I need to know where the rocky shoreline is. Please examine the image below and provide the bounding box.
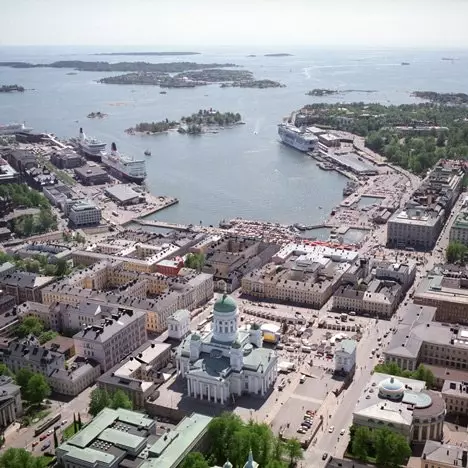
[87,111,107,119]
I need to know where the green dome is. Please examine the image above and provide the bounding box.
[214,294,237,314]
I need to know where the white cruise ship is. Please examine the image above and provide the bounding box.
[101,143,147,184]
[77,128,107,161]
[278,123,318,152]
[0,122,32,135]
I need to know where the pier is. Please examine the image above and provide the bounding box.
[132,219,194,231]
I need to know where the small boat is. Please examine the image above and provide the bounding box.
[401,62,410,66]
[144,149,151,156]
[160,91,167,94]
[318,206,323,209]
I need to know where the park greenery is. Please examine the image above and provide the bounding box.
[182,413,302,468]
[10,207,57,237]
[373,362,435,388]
[0,251,70,277]
[184,253,205,271]
[302,101,468,174]
[349,426,411,467]
[88,388,133,416]
[15,368,51,406]
[16,316,58,345]
[0,184,49,209]
[0,448,47,468]
[446,241,468,263]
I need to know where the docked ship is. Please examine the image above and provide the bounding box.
[75,128,107,162]
[0,122,32,135]
[278,123,318,152]
[101,143,147,184]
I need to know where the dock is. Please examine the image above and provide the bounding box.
[132,219,193,231]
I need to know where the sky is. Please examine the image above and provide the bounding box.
[1,0,468,49]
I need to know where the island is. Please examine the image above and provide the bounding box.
[411,91,468,105]
[98,72,206,88]
[94,51,200,56]
[127,110,243,136]
[0,84,24,93]
[87,111,107,119]
[306,89,339,96]
[246,55,257,57]
[221,79,284,89]
[125,120,179,134]
[0,60,237,73]
[264,53,293,57]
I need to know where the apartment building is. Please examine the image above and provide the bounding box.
[421,441,468,468]
[242,244,358,308]
[203,235,280,292]
[441,380,468,416]
[0,376,22,428]
[0,271,56,304]
[414,266,468,325]
[384,303,468,372]
[449,210,468,246]
[68,200,101,228]
[387,160,464,250]
[50,149,83,169]
[98,341,171,408]
[73,308,147,372]
[42,261,213,333]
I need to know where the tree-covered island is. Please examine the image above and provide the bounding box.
[221,79,284,89]
[0,60,237,73]
[127,109,243,135]
[0,84,25,93]
[306,88,376,96]
[87,111,107,119]
[412,91,468,105]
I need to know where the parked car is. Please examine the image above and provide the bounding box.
[39,434,47,441]
[340,429,346,436]
[328,426,335,433]
[41,442,51,451]
[322,453,328,460]
[297,428,306,434]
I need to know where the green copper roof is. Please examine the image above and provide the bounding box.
[214,294,237,314]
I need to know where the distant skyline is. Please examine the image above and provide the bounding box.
[1,0,468,49]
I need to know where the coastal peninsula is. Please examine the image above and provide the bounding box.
[298,99,468,174]
[87,111,107,119]
[127,109,242,136]
[412,91,468,105]
[0,60,237,73]
[0,84,25,93]
[94,51,200,56]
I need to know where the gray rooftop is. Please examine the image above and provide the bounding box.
[422,440,466,466]
[105,184,141,202]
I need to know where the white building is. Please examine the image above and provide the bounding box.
[334,339,357,374]
[73,308,147,372]
[69,200,101,227]
[168,309,191,340]
[176,294,277,404]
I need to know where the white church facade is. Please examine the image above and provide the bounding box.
[175,293,278,404]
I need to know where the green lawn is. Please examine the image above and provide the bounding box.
[62,422,79,440]
[38,454,55,467]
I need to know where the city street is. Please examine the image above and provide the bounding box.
[5,386,94,451]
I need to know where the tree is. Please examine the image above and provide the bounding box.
[77,413,82,429]
[17,316,44,338]
[184,253,205,271]
[73,414,77,433]
[55,258,69,277]
[0,364,13,377]
[351,426,371,462]
[180,452,209,468]
[110,390,133,411]
[374,428,411,468]
[88,388,111,417]
[15,368,33,390]
[0,448,44,468]
[412,364,435,388]
[25,374,50,405]
[53,429,58,449]
[283,438,303,467]
[446,241,467,264]
[38,330,58,345]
